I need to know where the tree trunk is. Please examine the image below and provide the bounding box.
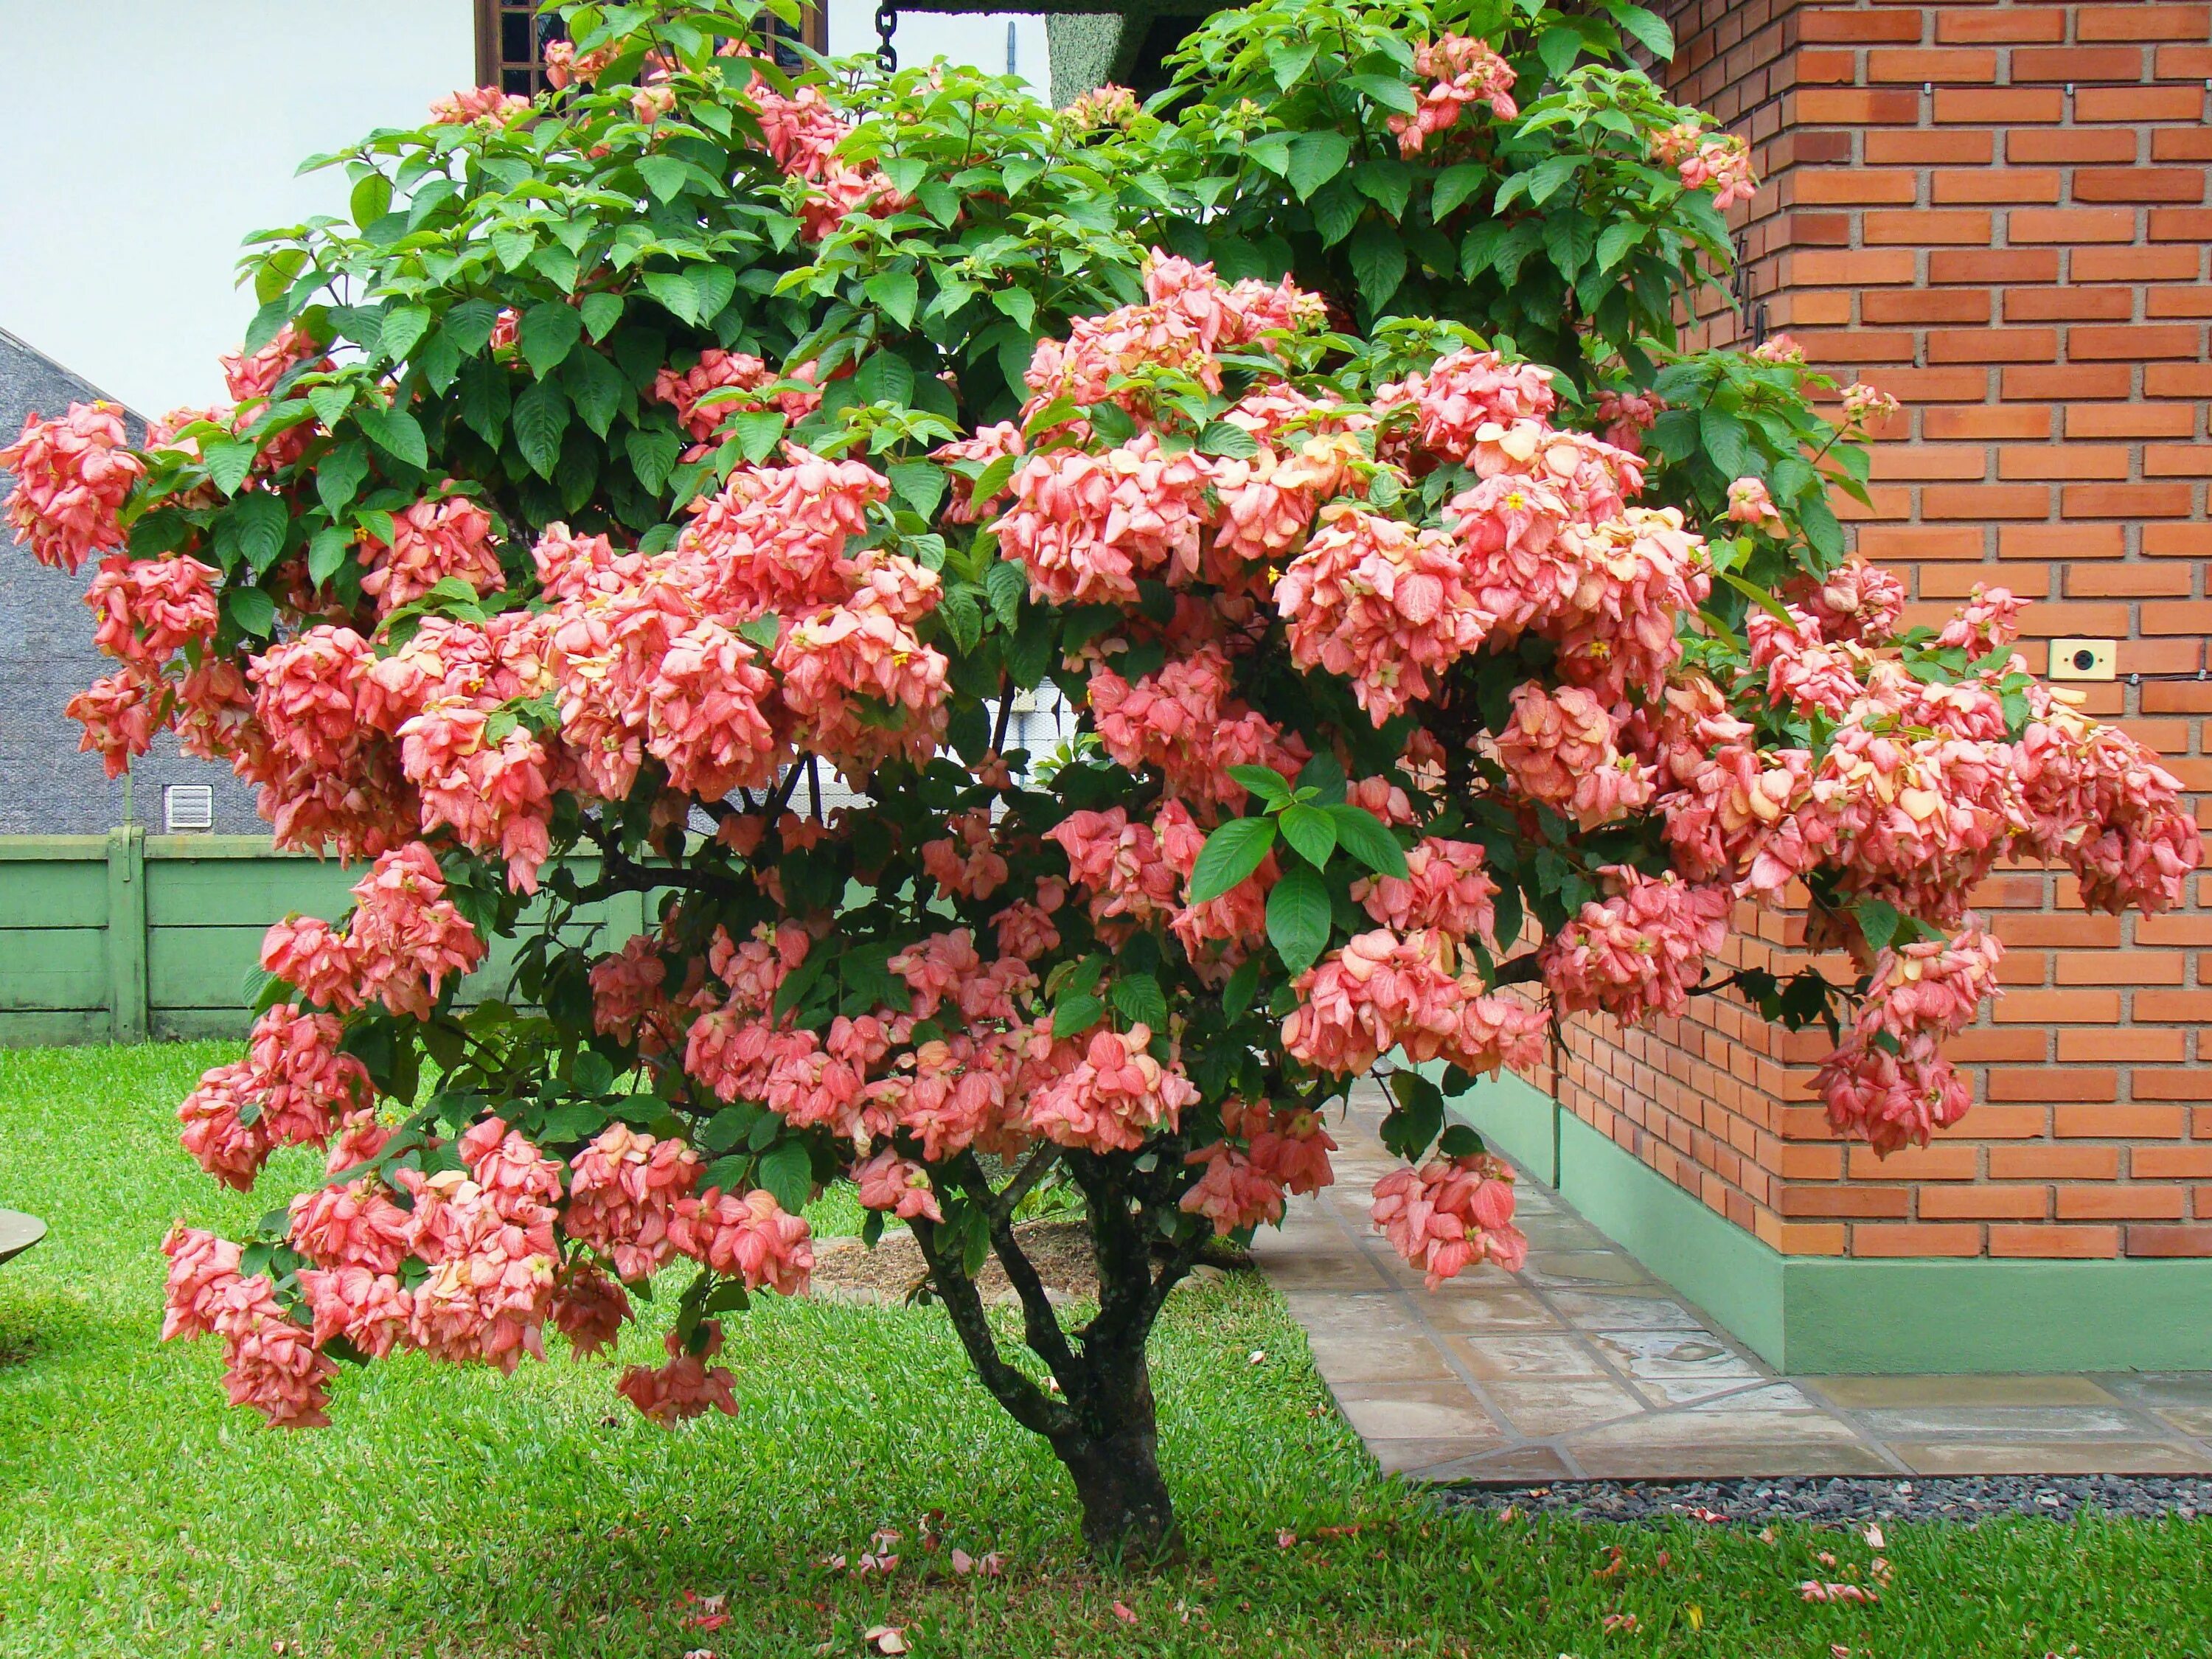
[1056,1416,1183,1565]
[1051,1330,1183,1565]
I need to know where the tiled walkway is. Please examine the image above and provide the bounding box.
[1251,1096,2212,1482]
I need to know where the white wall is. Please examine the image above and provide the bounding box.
[0,1,475,416]
[824,1,1048,96]
[0,2,1045,416]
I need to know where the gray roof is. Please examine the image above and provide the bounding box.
[0,327,262,834]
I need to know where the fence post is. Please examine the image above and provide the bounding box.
[105,825,147,1043]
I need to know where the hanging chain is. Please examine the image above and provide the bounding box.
[874,1,898,73]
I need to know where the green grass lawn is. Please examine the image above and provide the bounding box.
[2,1042,2208,1658]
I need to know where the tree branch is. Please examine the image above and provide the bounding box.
[908,1214,1074,1439]
[991,1141,1060,1225]
[949,1155,1082,1392]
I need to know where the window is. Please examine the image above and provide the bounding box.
[474,2,825,94]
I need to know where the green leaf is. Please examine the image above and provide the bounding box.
[349,172,393,230]
[757,1141,813,1217]
[315,439,369,515]
[380,304,433,362]
[643,268,700,324]
[1350,73,1419,115]
[1110,973,1169,1030]
[1188,816,1278,904]
[1348,220,1408,314]
[990,285,1036,332]
[1197,420,1259,459]
[1614,4,1676,60]
[1544,213,1599,282]
[223,585,276,637]
[520,302,583,377]
[1432,164,1487,221]
[230,493,289,573]
[626,425,682,494]
[1595,220,1644,274]
[445,297,501,355]
[636,154,689,203]
[307,524,349,585]
[201,437,254,496]
[1854,897,1903,954]
[1310,175,1364,248]
[983,560,1026,631]
[512,379,570,479]
[1227,764,1292,807]
[1285,131,1353,202]
[863,268,919,330]
[888,459,944,517]
[1799,493,1846,562]
[1700,406,1754,479]
[1267,38,1317,88]
[1381,1069,1446,1161]
[1717,568,1796,627]
[855,351,916,406]
[1265,864,1332,975]
[1221,956,1263,1019]
[1324,804,1408,879]
[579,291,625,342]
[355,405,428,470]
[306,384,355,431]
[731,409,786,464]
[458,358,511,447]
[1051,992,1105,1039]
[566,349,625,437]
[1278,803,1338,869]
[738,613,782,650]
[1537,24,1583,77]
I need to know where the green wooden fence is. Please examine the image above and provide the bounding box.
[0,834,644,1046]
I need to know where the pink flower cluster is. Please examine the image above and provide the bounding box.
[1283,929,1547,1078]
[358,493,504,614]
[1087,644,1307,804]
[1,402,142,571]
[1377,349,1556,463]
[431,86,532,125]
[1817,925,2003,1155]
[163,1228,335,1427]
[1388,35,1518,157]
[651,349,823,441]
[177,1003,368,1189]
[1540,867,1731,1024]
[1180,1099,1337,1234]
[260,844,485,1019]
[1652,125,1757,209]
[1495,683,1656,832]
[1026,1025,1199,1154]
[1371,1153,1527,1289]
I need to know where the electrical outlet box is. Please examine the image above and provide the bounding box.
[2048,638,2118,682]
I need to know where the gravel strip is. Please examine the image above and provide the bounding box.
[1436,1475,2212,1526]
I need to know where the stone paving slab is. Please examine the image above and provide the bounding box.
[1256,1096,2212,1484]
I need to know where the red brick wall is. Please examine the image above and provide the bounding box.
[1535,0,2212,1261]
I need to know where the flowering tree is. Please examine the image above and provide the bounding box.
[8,0,2196,1559]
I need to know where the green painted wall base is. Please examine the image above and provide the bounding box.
[1451,1074,2212,1375]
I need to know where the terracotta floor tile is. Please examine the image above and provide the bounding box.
[1590,1329,1765,1382]
[1571,1441,1899,1480]
[1367,1437,1509,1477]
[1440,1332,1611,1380]
[1481,1377,1646,1436]
[1893,1440,2211,1476]
[1332,1381,1506,1443]
[1546,1290,1708,1332]
[1304,1332,1458,1384]
[1854,1405,2169,1441]
[1804,1374,2122,1409]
